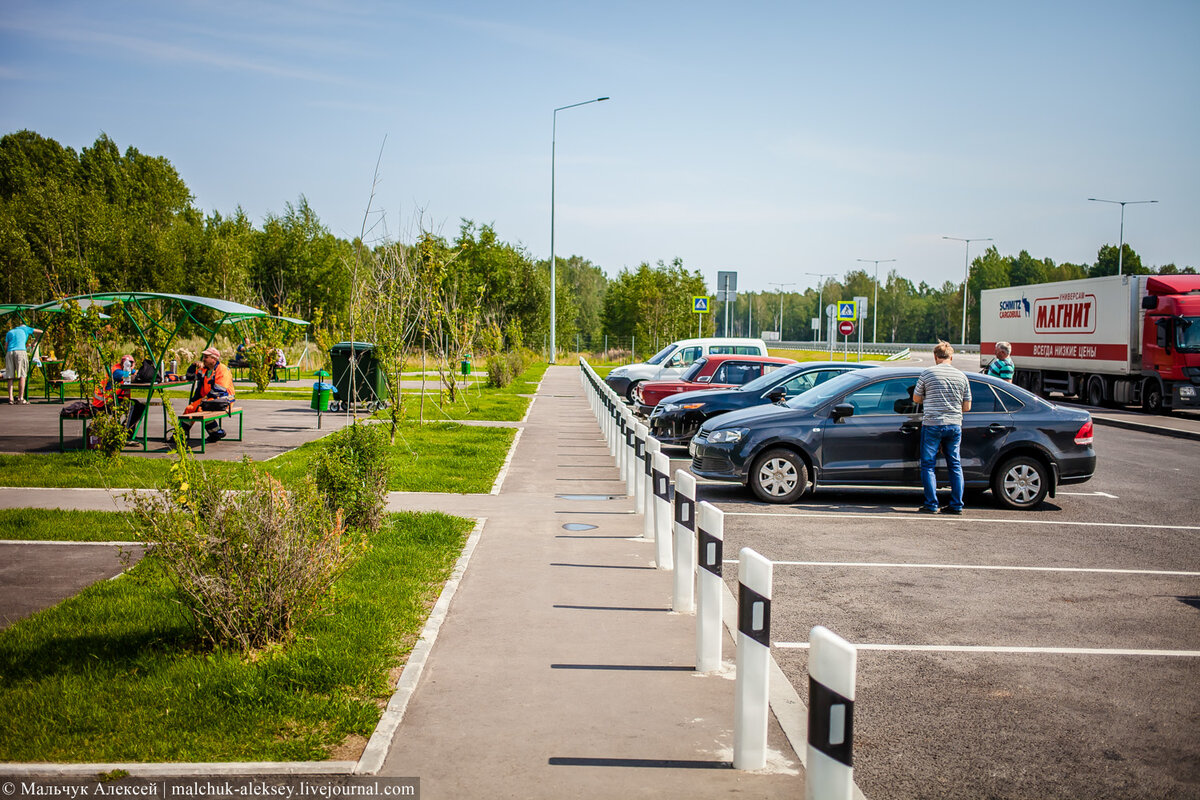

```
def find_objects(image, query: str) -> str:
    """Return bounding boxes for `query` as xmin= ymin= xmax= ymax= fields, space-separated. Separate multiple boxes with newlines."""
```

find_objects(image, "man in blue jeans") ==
xmin=912 ymin=341 xmax=972 ymax=514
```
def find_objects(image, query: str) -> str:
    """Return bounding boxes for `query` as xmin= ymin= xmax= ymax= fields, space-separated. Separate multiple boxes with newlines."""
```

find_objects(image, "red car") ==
xmin=633 ymin=354 xmax=797 ymax=416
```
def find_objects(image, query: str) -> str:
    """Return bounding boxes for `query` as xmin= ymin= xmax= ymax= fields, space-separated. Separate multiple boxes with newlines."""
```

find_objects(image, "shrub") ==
xmin=88 ymin=408 xmax=129 ymax=458
xmin=313 ymin=422 xmax=390 ymax=533
xmin=485 ymin=353 xmax=514 ymax=388
xmin=133 ymin=461 xmax=360 ymax=652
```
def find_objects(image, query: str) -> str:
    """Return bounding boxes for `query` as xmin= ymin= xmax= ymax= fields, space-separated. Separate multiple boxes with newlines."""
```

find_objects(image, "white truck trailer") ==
xmin=980 ymin=273 xmax=1200 ymax=413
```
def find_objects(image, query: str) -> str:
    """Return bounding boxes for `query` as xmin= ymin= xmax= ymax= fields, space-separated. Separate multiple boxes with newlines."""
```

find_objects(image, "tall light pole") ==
xmin=550 ymin=96 xmax=609 ymax=363
xmin=1087 ymin=198 xmax=1158 ymax=276
xmin=943 ymin=237 xmax=992 ymax=346
xmin=857 ymin=258 xmax=895 ymax=344
xmin=767 ymin=282 xmax=796 ymax=341
xmin=806 ymin=272 xmax=834 ymax=344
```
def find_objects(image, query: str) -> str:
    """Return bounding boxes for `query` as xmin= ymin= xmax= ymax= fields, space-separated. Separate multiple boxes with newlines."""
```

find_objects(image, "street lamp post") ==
xmin=857 ymin=258 xmax=895 ymax=344
xmin=767 ymin=282 xmax=796 ymax=341
xmin=1087 ymin=198 xmax=1158 ymax=276
xmin=943 ymin=237 xmax=992 ymax=347
xmin=550 ymin=96 xmax=609 ymax=364
xmin=806 ymin=272 xmax=834 ymax=344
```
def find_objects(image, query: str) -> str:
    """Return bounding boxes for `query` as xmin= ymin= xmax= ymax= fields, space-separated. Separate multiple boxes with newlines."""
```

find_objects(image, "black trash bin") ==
xmin=329 ymin=342 xmax=389 ymax=411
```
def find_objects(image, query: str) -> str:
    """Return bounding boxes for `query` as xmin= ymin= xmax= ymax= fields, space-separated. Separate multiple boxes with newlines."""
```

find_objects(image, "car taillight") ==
xmin=1074 ymin=418 xmax=1094 ymax=446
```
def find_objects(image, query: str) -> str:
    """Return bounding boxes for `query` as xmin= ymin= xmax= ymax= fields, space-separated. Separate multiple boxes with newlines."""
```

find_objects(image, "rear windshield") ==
xmin=681 ymin=358 xmax=709 ymax=382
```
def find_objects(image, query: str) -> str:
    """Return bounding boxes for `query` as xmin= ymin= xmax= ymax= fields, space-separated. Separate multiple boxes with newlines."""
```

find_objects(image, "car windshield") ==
xmin=645 ymin=344 xmax=676 ymax=366
xmin=680 ymin=358 xmax=709 ymax=382
xmin=785 ymin=370 xmax=874 ymax=410
xmin=739 ymin=364 xmax=798 ymax=393
xmin=1175 ymin=317 xmax=1200 ymax=352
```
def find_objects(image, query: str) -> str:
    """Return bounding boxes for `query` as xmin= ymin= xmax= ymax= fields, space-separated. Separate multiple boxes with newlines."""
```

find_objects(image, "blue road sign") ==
xmin=693 ymin=296 xmax=710 ymax=313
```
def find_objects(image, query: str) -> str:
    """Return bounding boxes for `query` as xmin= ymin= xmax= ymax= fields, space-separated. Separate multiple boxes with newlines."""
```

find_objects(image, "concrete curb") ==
xmin=1090 ymin=414 xmax=1200 ymax=442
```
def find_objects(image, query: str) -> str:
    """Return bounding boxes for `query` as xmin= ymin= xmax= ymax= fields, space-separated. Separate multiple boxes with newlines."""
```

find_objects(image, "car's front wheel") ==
xmin=749 ymin=447 xmax=809 ymax=504
xmin=625 ymin=380 xmax=642 ymax=404
xmin=991 ymin=455 xmax=1049 ymax=510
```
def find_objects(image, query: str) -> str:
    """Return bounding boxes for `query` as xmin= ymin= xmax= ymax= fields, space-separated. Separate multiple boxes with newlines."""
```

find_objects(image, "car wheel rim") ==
xmin=758 ymin=458 xmax=797 ymax=496
xmin=1002 ymin=464 xmax=1041 ymax=504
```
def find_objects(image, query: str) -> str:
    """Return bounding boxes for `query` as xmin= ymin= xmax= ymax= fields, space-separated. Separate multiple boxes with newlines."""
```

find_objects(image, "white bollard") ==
xmin=672 ymin=469 xmax=696 ymax=612
xmin=633 ymin=423 xmax=648 ymax=515
xmin=652 ymin=450 xmax=673 ymax=570
xmin=734 ymin=547 xmax=773 ymax=771
xmin=806 ymin=627 xmax=858 ymax=800
xmin=623 ymin=414 xmax=637 ymax=497
xmin=695 ymin=501 xmax=724 ymax=673
xmin=642 ymin=435 xmax=659 ymax=540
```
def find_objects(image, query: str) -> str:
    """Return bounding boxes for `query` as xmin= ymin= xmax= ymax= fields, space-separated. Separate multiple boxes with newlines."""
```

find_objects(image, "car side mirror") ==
xmin=831 ymin=403 xmax=855 ymax=420
xmin=767 ymin=388 xmax=787 ymax=404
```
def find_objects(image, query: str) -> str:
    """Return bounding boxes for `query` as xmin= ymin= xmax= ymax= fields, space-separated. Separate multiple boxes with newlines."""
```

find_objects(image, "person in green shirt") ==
xmin=987 ymin=341 xmax=1014 ymax=382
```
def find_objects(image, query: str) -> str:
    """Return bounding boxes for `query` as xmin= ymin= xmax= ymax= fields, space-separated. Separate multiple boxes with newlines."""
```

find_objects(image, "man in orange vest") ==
xmin=181 ymin=346 xmax=236 ymax=443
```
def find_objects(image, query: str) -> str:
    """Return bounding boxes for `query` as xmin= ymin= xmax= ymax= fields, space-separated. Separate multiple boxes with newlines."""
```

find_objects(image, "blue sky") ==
xmin=2 ymin=1 xmax=1197 ymax=295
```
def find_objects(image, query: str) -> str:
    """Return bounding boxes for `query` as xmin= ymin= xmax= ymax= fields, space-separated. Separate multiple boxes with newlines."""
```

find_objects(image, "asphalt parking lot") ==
xmin=662 ymin=423 xmax=1200 ymax=799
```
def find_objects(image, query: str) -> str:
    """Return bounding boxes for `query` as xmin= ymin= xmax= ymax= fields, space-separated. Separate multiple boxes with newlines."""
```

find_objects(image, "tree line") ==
xmin=2 ymin=130 xmax=1193 ymax=352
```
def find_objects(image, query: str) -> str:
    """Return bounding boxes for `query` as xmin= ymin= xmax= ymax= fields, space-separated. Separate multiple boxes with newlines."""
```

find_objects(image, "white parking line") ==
xmin=773 ymin=643 xmax=1200 ymax=657
xmin=721 ymin=560 xmax=1200 ymax=577
xmin=724 ymin=511 xmax=1200 ymax=532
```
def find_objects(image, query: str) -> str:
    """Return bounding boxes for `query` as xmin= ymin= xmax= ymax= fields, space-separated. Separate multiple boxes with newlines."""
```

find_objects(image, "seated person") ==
xmin=229 ymin=337 xmax=250 ymax=368
xmin=89 ymin=356 xmax=147 ymax=443
xmin=179 ymin=347 xmax=235 ymax=444
xmin=270 ymin=348 xmax=286 ymax=380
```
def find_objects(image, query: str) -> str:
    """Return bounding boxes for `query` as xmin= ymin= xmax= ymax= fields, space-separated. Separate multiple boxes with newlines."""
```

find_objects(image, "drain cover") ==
xmin=562 ymin=523 xmax=598 ymax=531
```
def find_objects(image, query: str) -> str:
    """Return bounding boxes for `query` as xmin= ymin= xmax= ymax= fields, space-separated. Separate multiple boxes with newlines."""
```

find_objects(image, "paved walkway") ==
xmin=375 ymin=365 xmax=802 ymax=797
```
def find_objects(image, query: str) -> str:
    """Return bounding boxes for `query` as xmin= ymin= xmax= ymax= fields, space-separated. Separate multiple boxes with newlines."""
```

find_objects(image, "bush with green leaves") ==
xmin=313 ymin=422 xmax=390 ymax=533
xmin=88 ymin=407 xmax=130 ymax=458
xmin=132 ymin=440 xmax=360 ymax=651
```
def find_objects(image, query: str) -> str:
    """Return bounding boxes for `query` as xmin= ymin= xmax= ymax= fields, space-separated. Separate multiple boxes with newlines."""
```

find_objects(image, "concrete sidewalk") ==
xmin=379 ymin=365 xmax=803 ymax=798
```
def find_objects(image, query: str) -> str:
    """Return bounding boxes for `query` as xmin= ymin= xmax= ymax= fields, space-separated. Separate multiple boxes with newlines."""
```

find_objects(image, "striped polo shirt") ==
xmin=915 ymin=363 xmax=972 ymax=426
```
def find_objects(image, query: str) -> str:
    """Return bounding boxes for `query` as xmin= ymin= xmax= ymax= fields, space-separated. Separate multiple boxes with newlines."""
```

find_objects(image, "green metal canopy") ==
xmin=30 ymin=292 xmax=271 ymax=370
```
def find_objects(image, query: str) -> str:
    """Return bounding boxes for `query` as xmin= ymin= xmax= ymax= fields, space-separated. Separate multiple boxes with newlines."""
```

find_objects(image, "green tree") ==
xmin=1090 ymin=243 xmax=1147 ymax=277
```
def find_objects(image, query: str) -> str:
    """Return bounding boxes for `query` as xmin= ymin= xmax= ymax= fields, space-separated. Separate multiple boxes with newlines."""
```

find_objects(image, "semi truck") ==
xmin=980 ymin=273 xmax=1200 ymax=413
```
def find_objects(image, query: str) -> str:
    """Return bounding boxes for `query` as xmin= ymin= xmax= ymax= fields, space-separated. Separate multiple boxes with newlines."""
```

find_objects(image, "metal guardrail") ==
xmin=771 ymin=341 xmax=980 ymax=356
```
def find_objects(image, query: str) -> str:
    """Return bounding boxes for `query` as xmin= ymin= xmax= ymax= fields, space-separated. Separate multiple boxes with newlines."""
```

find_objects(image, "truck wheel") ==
xmin=1142 ymin=378 xmax=1167 ymax=415
xmin=749 ymin=448 xmax=809 ymax=504
xmin=1086 ymin=375 xmax=1106 ymax=407
xmin=991 ymin=455 xmax=1049 ymax=510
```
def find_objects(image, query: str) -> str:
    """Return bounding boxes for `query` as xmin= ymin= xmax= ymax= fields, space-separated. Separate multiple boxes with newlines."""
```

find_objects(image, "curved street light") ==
xmin=1087 ymin=198 xmax=1158 ymax=276
xmin=550 ymin=96 xmax=609 ymax=363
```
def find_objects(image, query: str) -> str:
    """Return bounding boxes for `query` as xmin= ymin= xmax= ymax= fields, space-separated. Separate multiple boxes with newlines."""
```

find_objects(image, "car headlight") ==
xmin=707 ymin=428 xmax=746 ymax=444
xmin=661 ymin=402 xmax=703 ymax=413
xmin=609 ymin=367 xmax=627 ymax=378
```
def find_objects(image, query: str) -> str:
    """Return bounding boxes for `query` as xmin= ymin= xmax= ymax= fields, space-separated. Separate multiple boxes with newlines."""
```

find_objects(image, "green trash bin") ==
xmin=329 ymin=342 xmax=389 ymax=410
xmin=310 ymin=381 xmax=334 ymax=411
xmin=461 ymin=355 xmax=472 ymax=376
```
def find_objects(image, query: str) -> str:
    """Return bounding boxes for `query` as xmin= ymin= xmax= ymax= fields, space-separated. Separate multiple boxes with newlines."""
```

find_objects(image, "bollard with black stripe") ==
xmin=695 ymin=501 xmax=723 ymax=673
xmin=672 ymin=469 xmax=696 ymax=612
xmin=734 ymin=547 xmax=772 ymax=770
xmin=651 ymin=449 xmax=673 ymax=570
xmin=633 ymin=422 xmax=648 ymax=515
xmin=806 ymin=626 xmax=858 ymax=800
xmin=623 ymin=413 xmax=637 ymax=496
xmin=642 ymin=434 xmax=659 ymax=540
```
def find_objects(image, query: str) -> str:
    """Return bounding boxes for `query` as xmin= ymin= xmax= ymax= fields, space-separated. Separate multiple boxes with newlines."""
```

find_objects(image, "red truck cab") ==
xmin=1141 ymin=275 xmax=1200 ymax=409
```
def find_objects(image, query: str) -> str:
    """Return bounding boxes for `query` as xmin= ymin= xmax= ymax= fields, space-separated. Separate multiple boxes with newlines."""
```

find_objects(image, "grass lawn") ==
xmin=0 ymin=508 xmax=141 ymax=541
xmin=0 ymin=422 xmax=514 ymax=494
xmin=0 ymin=511 xmax=473 ymax=762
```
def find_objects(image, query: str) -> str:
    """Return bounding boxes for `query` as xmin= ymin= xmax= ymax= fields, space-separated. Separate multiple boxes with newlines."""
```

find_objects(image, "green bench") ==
xmin=176 ymin=406 xmax=244 ymax=453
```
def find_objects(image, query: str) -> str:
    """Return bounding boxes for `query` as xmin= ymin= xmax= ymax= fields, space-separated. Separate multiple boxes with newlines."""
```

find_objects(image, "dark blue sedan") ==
xmin=649 ymin=361 xmax=872 ymax=446
xmin=689 ymin=367 xmax=1096 ymax=510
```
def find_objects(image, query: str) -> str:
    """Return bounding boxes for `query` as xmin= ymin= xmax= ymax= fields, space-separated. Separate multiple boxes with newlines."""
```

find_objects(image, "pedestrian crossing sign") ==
xmin=693 ymin=296 xmax=710 ymax=313
xmin=837 ymin=301 xmax=857 ymax=321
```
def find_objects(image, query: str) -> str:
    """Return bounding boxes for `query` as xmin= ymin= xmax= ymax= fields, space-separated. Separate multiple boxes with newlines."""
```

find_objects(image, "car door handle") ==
xmin=900 ymin=423 xmax=920 ymax=434
xmin=987 ymin=423 xmax=1008 ymax=434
